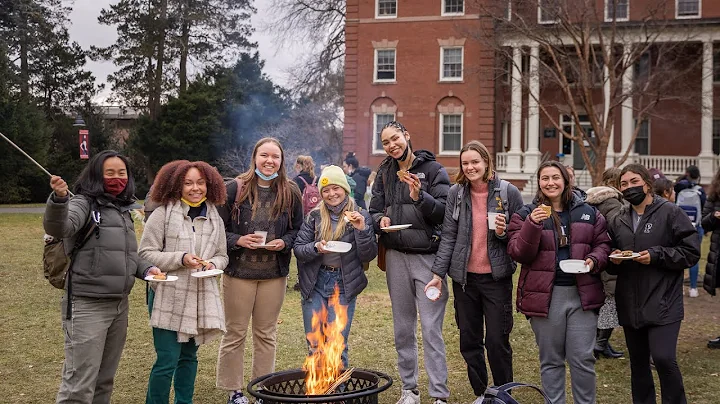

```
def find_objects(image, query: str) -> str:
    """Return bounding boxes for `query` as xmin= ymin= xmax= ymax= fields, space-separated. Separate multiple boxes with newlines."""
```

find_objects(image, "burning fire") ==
xmin=303 ymin=285 xmax=348 ymax=395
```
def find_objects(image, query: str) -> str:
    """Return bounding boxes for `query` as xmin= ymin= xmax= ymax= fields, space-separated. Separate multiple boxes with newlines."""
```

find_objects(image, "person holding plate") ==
xmin=293 ymin=165 xmax=377 ymax=367
xmin=426 ymin=141 xmax=523 ymax=403
xmin=138 ymin=160 xmax=229 ymax=404
xmin=216 ymin=137 xmax=303 ymax=404
xmin=507 ymin=161 xmax=611 ymax=404
xmin=369 ymin=120 xmax=451 ymax=404
xmin=607 ymin=164 xmax=700 ymax=404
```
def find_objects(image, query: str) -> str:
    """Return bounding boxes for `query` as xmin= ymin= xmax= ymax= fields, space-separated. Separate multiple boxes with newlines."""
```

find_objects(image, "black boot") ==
xmin=595 ymin=329 xmax=623 ymax=359
xmin=708 ymin=336 xmax=720 ymax=349
xmin=605 ymin=328 xmax=624 ymax=357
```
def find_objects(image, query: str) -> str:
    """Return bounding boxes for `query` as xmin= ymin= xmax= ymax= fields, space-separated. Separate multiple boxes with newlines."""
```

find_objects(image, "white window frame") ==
xmin=375 ymin=0 xmax=397 ymax=19
xmin=675 ymin=0 xmax=701 ymax=19
xmin=605 ymin=0 xmax=629 ymax=22
xmin=633 ymin=119 xmax=651 ymax=155
xmin=538 ymin=0 xmax=559 ymax=24
xmin=559 ymin=114 xmax=592 ymax=154
xmin=439 ymin=113 xmax=463 ymax=155
xmin=374 ymin=48 xmax=397 ymax=83
xmin=373 ymin=113 xmax=396 ymax=154
xmin=506 ymin=0 xmax=512 ymax=21
xmin=441 ymin=0 xmax=464 ymax=16
xmin=439 ymin=46 xmax=464 ymax=82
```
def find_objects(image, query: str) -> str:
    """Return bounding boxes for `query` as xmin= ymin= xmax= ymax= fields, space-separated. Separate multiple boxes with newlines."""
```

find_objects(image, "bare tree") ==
xmin=476 ymin=0 xmax=704 ymax=185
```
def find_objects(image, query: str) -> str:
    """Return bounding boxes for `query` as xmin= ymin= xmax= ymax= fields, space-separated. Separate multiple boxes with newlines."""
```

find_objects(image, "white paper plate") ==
xmin=609 ymin=252 xmax=641 ymax=260
xmin=144 ymin=274 xmax=179 ymax=282
xmin=191 ymin=268 xmax=224 ymax=278
xmin=559 ymin=259 xmax=590 ymax=274
xmin=323 ymin=241 xmax=352 ymax=253
xmin=381 ymin=224 xmax=412 ymax=232
xmin=251 ymin=244 xmax=273 ymax=249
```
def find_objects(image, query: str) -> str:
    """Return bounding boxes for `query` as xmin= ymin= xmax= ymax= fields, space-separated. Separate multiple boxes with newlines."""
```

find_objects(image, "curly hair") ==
xmin=150 ymin=160 xmax=227 ymax=205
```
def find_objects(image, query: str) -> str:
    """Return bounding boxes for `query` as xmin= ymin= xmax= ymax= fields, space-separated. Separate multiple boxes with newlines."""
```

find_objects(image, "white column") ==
xmin=604 ymin=53 xmax=615 ymax=169
xmin=699 ymin=41 xmax=715 ymax=181
xmin=621 ymin=45 xmax=634 ymax=164
xmin=524 ymin=45 xmax=541 ymax=174
xmin=507 ymin=46 xmax=523 ymax=173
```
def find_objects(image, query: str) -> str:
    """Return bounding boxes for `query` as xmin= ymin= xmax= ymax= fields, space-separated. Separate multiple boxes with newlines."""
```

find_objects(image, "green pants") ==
xmin=146 ymin=289 xmax=199 ymax=404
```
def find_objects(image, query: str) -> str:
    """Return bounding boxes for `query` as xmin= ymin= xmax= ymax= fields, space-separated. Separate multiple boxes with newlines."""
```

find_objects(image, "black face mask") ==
xmin=622 ymin=185 xmax=647 ymax=206
xmin=394 ymin=145 xmax=410 ymax=162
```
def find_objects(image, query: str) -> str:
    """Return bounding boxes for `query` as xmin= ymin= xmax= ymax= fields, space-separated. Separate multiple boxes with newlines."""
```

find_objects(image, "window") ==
xmin=713 ymin=119 xmax=720 ymax=155
xmin=714 ymin=50 xmax=720 ymax=83
xmin=440 ymin=114 xmax=463 ymax=153
xmin=441 ymin=47 xmax=463 ymax=81
xmin=634 ymin=52 xmax=650 ymax=81
xmin=376 ymin=0 xmax=397 ymax=18
xmin=538 ymin=0 xmax=559 ymax=24
xmin=605 ymin=0 xmax=629 ymax=21
xmin=373 ymin=113 xmax=395 ymax=153
xmin=442 ymin=0 xmax=464 ymax=15
xmin=375 ymin=49 xmax=396 ymax=82
xmin=676 ymin=0 xmax=700 ymax=18
xmin=634 ymin=119 xmax=650 ymax=155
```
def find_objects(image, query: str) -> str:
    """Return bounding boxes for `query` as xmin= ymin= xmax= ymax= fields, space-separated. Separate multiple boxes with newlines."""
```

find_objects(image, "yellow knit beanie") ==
xmin=318 ymin=165 xmax=351 ymax=194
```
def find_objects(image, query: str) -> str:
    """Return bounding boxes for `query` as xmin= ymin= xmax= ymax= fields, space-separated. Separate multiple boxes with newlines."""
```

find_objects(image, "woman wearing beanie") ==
xmin=216 ymin=138 xmax=303 ymax=404
xmin=294 ymin=165 xmax=377 ymax=367
xmin=369 ymin=121 xmax=451 ymax=404
xmin=426 ymin=141 xmax=523 ymax=403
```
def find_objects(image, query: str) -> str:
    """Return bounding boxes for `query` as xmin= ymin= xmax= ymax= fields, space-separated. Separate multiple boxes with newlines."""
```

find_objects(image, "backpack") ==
xmin=482 ymin=382 xmax=551 ymax=403
xmin=453 ymin=179 xmax=510 ymax=221
xmin=298 ymin=176 xmax=320 ymax=215
xmin=676 ymin=184 xmax=702 ymax=226
xmin=42 ymin=201 xmax=99 ymax=290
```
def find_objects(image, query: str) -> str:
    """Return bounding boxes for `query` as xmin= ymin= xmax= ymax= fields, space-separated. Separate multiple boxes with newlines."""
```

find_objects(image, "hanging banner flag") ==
xmin=79 ymin=130 xmax=89 ymax=160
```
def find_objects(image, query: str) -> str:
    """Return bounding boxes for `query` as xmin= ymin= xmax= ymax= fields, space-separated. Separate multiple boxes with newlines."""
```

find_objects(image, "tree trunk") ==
xmin=19 ymin=36 xmax=29 ymax=100
xmin=178 ymin=1 xmax=190 ymax=95
xmin=150 ymin=0 xmax=168 ymax=119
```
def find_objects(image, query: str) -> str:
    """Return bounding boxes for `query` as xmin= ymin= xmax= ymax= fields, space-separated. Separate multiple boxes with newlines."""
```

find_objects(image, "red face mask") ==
xmin=104 ymin=178 xmax=128 ymax=196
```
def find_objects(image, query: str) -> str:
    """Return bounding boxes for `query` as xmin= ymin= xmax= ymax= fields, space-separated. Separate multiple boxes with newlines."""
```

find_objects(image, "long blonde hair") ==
xmin=296 ymin=155 xmax=316 ymax=180
xmin=236 ymin=137 xmax=300 ymax=221
xmin=316 ymin=197 xmax=357 ymax=242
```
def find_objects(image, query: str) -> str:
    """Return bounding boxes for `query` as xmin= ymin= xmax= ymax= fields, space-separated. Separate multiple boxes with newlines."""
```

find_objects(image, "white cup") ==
xmin=488 ymin=212 xmax=500 ymax=230
xmin=254 ymin=231 xmax=268 ymax=245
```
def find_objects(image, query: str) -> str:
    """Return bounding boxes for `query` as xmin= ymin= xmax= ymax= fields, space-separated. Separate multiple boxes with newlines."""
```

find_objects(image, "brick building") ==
xmin=343 ymin=0 xmax=720 ymax=190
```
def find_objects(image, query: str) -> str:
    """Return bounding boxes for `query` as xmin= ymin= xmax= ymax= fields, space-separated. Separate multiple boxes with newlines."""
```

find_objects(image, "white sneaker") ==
xmin=431 ymin=400 xmax=448 ymax=404
xmin=396 ymin=389 xmax=420 ymax=404
xmin=472 ymin=395 xmax=486 ymax=404
xmin=689 ymin=288 xmax=699 ymax=298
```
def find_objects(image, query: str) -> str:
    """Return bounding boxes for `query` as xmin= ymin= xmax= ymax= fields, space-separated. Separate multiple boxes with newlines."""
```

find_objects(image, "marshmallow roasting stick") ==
xmin=0 ymin=130 xmax=74 ymax=196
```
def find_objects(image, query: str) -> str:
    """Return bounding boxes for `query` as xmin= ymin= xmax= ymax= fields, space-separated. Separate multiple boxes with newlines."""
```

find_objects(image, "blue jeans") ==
xmin=689 ymin=227 xmax=704 ymax=288
xmin=301 ymin=268 xmax=357 ymax=368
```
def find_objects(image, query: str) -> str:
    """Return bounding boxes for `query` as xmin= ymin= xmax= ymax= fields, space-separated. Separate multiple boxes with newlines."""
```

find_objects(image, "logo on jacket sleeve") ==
xmin=581 ymin=213 xmax=590 ymax=221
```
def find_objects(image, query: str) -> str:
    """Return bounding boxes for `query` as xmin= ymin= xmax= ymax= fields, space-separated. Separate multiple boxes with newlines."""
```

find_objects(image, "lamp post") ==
xmin=74 ymin=114 xmax=89 ymax=160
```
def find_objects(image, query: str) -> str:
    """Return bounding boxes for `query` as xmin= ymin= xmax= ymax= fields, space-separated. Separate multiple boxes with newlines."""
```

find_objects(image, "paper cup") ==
xmin=487 ymin=212 xmax=500 ymax=230
xmin=254 ymin=231 xmax=268 ymax=245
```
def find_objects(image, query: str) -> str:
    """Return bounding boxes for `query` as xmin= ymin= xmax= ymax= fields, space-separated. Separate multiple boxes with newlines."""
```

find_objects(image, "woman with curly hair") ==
xmin=217 ymin=137 xmax=303 ymax=404
xmin=138 ymin=160 xmax=229 ymax=404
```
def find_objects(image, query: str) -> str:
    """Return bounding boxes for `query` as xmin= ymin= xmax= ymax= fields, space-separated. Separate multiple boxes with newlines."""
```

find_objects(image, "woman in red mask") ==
xmin=44 ymin=150 xmax=161 ymax=403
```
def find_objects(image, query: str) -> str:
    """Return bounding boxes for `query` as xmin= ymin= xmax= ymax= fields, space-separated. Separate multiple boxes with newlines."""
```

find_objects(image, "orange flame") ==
xmin=302 ymin=285 xmax=348 ymax=395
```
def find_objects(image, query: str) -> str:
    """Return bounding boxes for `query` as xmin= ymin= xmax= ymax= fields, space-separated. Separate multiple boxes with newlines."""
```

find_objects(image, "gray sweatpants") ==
xmin=385 ymin=249 xmax=450 ymax=399
xmin=57 ymin=295 xmax=129 ymax=404
xmin=530 ymin=286 xmax=598 ymax=404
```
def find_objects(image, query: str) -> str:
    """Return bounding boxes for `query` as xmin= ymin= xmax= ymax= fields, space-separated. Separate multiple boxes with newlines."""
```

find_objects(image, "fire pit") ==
xmin=247 ymin=368 xmax=392 ymax=404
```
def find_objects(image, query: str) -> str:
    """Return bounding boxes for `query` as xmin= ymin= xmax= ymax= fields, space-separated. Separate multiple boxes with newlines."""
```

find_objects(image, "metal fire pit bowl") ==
xmin=247 ymin=368 xmax=393 ymax=404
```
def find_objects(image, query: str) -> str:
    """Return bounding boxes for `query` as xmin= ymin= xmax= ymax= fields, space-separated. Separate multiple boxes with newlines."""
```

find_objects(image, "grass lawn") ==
xmin=1 ymin=212 xmax=719 ymax=403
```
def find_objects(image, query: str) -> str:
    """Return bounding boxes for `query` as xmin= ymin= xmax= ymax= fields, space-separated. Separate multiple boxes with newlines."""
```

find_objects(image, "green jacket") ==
xmin=43 ymin=193 xmax=153 ymax=299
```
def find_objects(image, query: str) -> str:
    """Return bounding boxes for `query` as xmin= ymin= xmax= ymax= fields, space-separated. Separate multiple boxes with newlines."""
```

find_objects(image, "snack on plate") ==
xmin=198 ymin=259 xmax=211 ymax=268
xmin=539 ymin=204 xmax=552 ymax=216
xmin=154 ymin=273 xmax=167 ymax=280
xmin=397 ymin=169 xmax=411 ymax=181
xmin=621 ymin=250 xmax=634 ymax=257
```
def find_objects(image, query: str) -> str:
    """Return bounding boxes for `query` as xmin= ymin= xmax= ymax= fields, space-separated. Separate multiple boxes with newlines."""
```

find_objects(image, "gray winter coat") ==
xmin=431 ymin=175 xmax=523 ymax=284
xmin=585 ymin=185 xmax=625 ymax=297
xmin=293 ymin=207 xmax=377 ymax=300
xmin=43 ymin=193 xmax=153 ymax=299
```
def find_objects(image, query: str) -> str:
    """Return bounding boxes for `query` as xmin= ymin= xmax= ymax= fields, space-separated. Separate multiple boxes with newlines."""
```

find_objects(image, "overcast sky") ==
xmin=67 ymin=0 xmax=305 ymax=103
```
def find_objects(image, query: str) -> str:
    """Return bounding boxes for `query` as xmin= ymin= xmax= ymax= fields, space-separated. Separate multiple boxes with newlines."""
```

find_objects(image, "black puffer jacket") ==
xmin=350 ymin=167 xmax=372 ymax=209
xmin=431 ymin=175 xmax=524 ymax=284
xmin=585 ymin=185 xmax=625 ymax=297
xmin=293 ymin=207 xmax=377 ymax=300
xmin=701 ymin=197 xmax=720 ymax=295
xmin=293 ymin=171 xmax=315 ymax=195
xmin=607 ymin=196 xmax=701 ymax=328
xmin=369 ymin=150 xmax=450 ymax=254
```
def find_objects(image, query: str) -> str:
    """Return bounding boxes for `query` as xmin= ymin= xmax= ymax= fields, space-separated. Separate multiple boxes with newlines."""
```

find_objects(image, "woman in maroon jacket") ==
xmin=507 ymin=161 xmax=611 ymax=404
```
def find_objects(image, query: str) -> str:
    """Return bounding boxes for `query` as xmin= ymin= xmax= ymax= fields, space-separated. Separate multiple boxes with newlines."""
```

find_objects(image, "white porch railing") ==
xmin=633 ymin=155 xmax=698 ymax=178
xmin=496 ymin=152 xmax=508 ymax=171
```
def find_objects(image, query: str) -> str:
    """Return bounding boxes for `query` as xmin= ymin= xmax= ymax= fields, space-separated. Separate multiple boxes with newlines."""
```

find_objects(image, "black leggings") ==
xmin=623 ymin=321 xmax=686 ymax=404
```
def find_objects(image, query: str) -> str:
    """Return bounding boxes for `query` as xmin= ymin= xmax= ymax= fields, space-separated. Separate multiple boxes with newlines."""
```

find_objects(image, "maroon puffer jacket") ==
xmin=507 ymin=195 xmax=611 ymax=317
